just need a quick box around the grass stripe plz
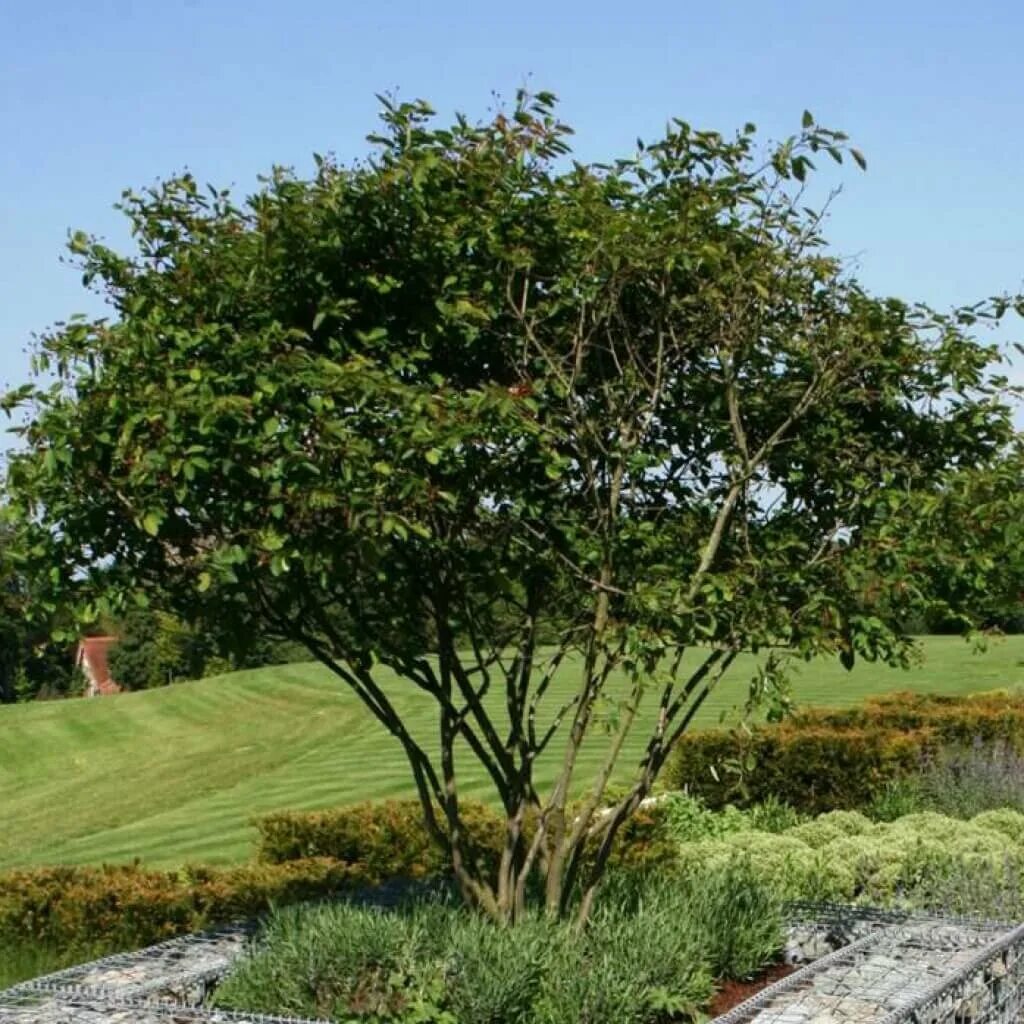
[1,635,1021,871]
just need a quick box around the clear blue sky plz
[2,0,1022,427]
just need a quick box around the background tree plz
[108,596,307,690]
[0,531,77,703]
[4,92,1022,922]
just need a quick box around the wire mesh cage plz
[4,902,1024,1023]
[713,904,1024,1024]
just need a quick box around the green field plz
[2,636,1022,872]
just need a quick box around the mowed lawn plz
[1,636,1022,872]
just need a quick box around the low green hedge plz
[255,798,678,877]
[670,723,927,812]
[0,858,364,957]
[667,690,1024,812]
[808,690,1024,743]
[256,798,507,875]
[0,801,677,962]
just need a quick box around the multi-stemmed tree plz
[5,92,1022,922]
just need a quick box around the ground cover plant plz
[660,796,1024,916]
[6,84,1022,923]
[213,869,784,1024]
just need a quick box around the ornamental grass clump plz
[914,741,1024,819]
[214,869,784,1023]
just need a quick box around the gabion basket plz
[4,902,1024,1023]
[713,903,1024,1024]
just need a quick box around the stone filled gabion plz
[715,904,1024,1024]
[4,903,1024,1024]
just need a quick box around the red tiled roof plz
[77,636,121,696]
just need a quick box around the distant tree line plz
[0,595,74,703]
[0,528,1019,704]
[106,603,307,691]
[0,544,306,701]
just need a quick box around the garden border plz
[4,902,1024,1023]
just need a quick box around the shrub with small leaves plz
[972,808,1024,843]
[0,859,360,956]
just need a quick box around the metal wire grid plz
[0,984,331,1023]
[785,901,1015,933]
[877,921,1024,1024]
[0,882,439,1001]
[5,902,1024,1024]
[0,924,250,1004]
[713,919,1024,1024]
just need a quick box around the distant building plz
[75,636,121,697]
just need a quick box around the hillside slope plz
[2,636,1022,871]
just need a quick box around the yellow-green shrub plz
[815,810,873,836]
[786,820,847,849]
[973,809,1024,843]
[672,806,1024,909]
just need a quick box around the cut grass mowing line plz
[1,636,1022,871]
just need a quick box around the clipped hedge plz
[670,723,927,812]
[256,799,510,876]
[668,690,1024,812]
[256,797,678,878]
[0,800,679,960]
[0,858,363,956]
[806,690,1024,744]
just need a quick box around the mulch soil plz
[707,961,798,1018]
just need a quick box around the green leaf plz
[142,511,163,537]
[802,109,814,129]
[851,148,867,170]
[260,530,286,552]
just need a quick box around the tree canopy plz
[0,535,77,703]
[5,91,1023,921]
